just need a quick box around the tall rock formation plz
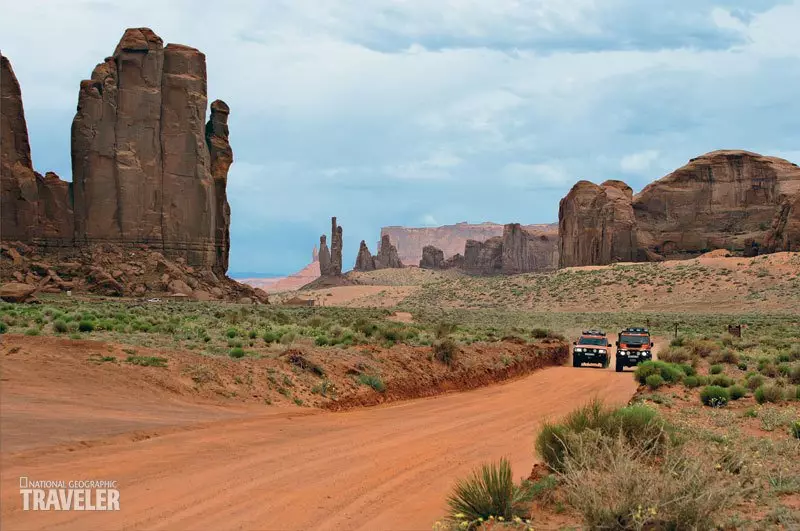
[70,28,229,270]
[558,150,800,267]
[330,217,343,275]
[463,237,503,274]
[559,180,639,268]
[354,240,376,271]
[374,234,403,269]
[318,235,331,275]
[206,99,233,274]
[419,245,444,269]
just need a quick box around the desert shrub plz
[700,386,729,407]
[535,401,668,472]
[314,335,329,346]
[531,328,551,339]
[279,331,297,345]
[789,366,800,385]
[262,330,279,343]
[125,355,167,367]
[710,374,734,388]
[447,458,532,523]
[78,320,94,332]
[358,374,386,393]
[248,330,257,339]
[791,344,800,361]
[755,385,784,404]
[646,374,665,390]
[634,361,684,385]
[729,385,747,400]
[0,322,6,334]
[380,326,403,343]
[777,352,792,363]
[353,318,379,337]
[791,421,800,439]
[759,363,779,378]
[747,374,766,391]
[435,322,457,339]
[737,361,748,371]
[659,346,692,364]
[712,349,739,365]
[433,339,458,365]
[683,376,700,388]
[670,336,685,347]
[778,363,792,377]
[559,435,730,530]
[686,339,720,358]
[678,363,696,377]
[229,347,245,358]
[709,364,723,375]
[24,327,40,336]
[225,327,238,338]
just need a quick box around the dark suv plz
[572,330,612,368]
[615,327,654,372]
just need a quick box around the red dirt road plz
[0,362,637,531]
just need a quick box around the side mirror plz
[608,343,612,348]
[650,342,655,348]
[573,341,577,346]
[615,341,620,347]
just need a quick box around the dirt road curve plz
[1,361,637,531]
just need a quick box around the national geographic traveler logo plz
[19,477,120,511]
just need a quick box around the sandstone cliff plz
[375,234,403,269]
[462,224,559,274]
[381,222,558,265]
[419,245,444,269]
[558,150,800,267]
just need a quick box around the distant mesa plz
[0,29,266,302]
[559,150,800,267]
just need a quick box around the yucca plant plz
[447,458,531,524]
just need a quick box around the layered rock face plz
[419,245,444,269]
[559,151,800,267]
[381,222,558,265]
[1,55,73,246]
[461,224,559,274]
[559,180,639,268]
[375,234,403,269]
[71,28,229,270]
[354,240,376,271]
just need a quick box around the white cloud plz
[502,163,572,189]
[620,150,661,174]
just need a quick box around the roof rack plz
[582,329,606,336]
[622,327,649,333]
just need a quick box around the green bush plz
[262,330,280,343]
[24,328,40,336]
[778,363,791,377]
[710,374,734,388]
[646,374,664,390]
[737,362,748,371]
[447,458,532,522]
[679,363,697,377]
[729,385,747,400]
[0,322,7,334]
[790,366,800,385]
[755,385,784,404]
[659,346,692,364]
[634,361,684,385]
[683,376,700,388]
[433,338,458,365]
[747,374,765,391]
[78,320,94,332]
[791,421,800,439]
[358,374,386,393]
[535,401,668,472]
[125,355,167,367]
[700,386,729,407]
[229,347,246,358]
[225,327,238,338]
[709,364,723,375]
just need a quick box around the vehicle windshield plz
[620,334,649,345]
[578,337,607,346]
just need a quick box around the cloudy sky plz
[3,1,800,275]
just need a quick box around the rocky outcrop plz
[419,245,444,269]
[318,235,332,275]
[375,234,403,269]
[381,222,558,265]
[501,223,559,274]
[354,240,376,271]
[559,180,639,268]
[0,282,37,303]
[558,150,800,266]
[634,150,800,257]
[463,237,503,274]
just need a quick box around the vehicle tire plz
[602,358,609,369]
[615,360,623,372]
[573,357,581,368]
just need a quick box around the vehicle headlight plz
[574,348,584,352]
[642,350,651,355]
[598,349,607,354]
[619,350,627,355]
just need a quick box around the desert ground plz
[1,252,799,530]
